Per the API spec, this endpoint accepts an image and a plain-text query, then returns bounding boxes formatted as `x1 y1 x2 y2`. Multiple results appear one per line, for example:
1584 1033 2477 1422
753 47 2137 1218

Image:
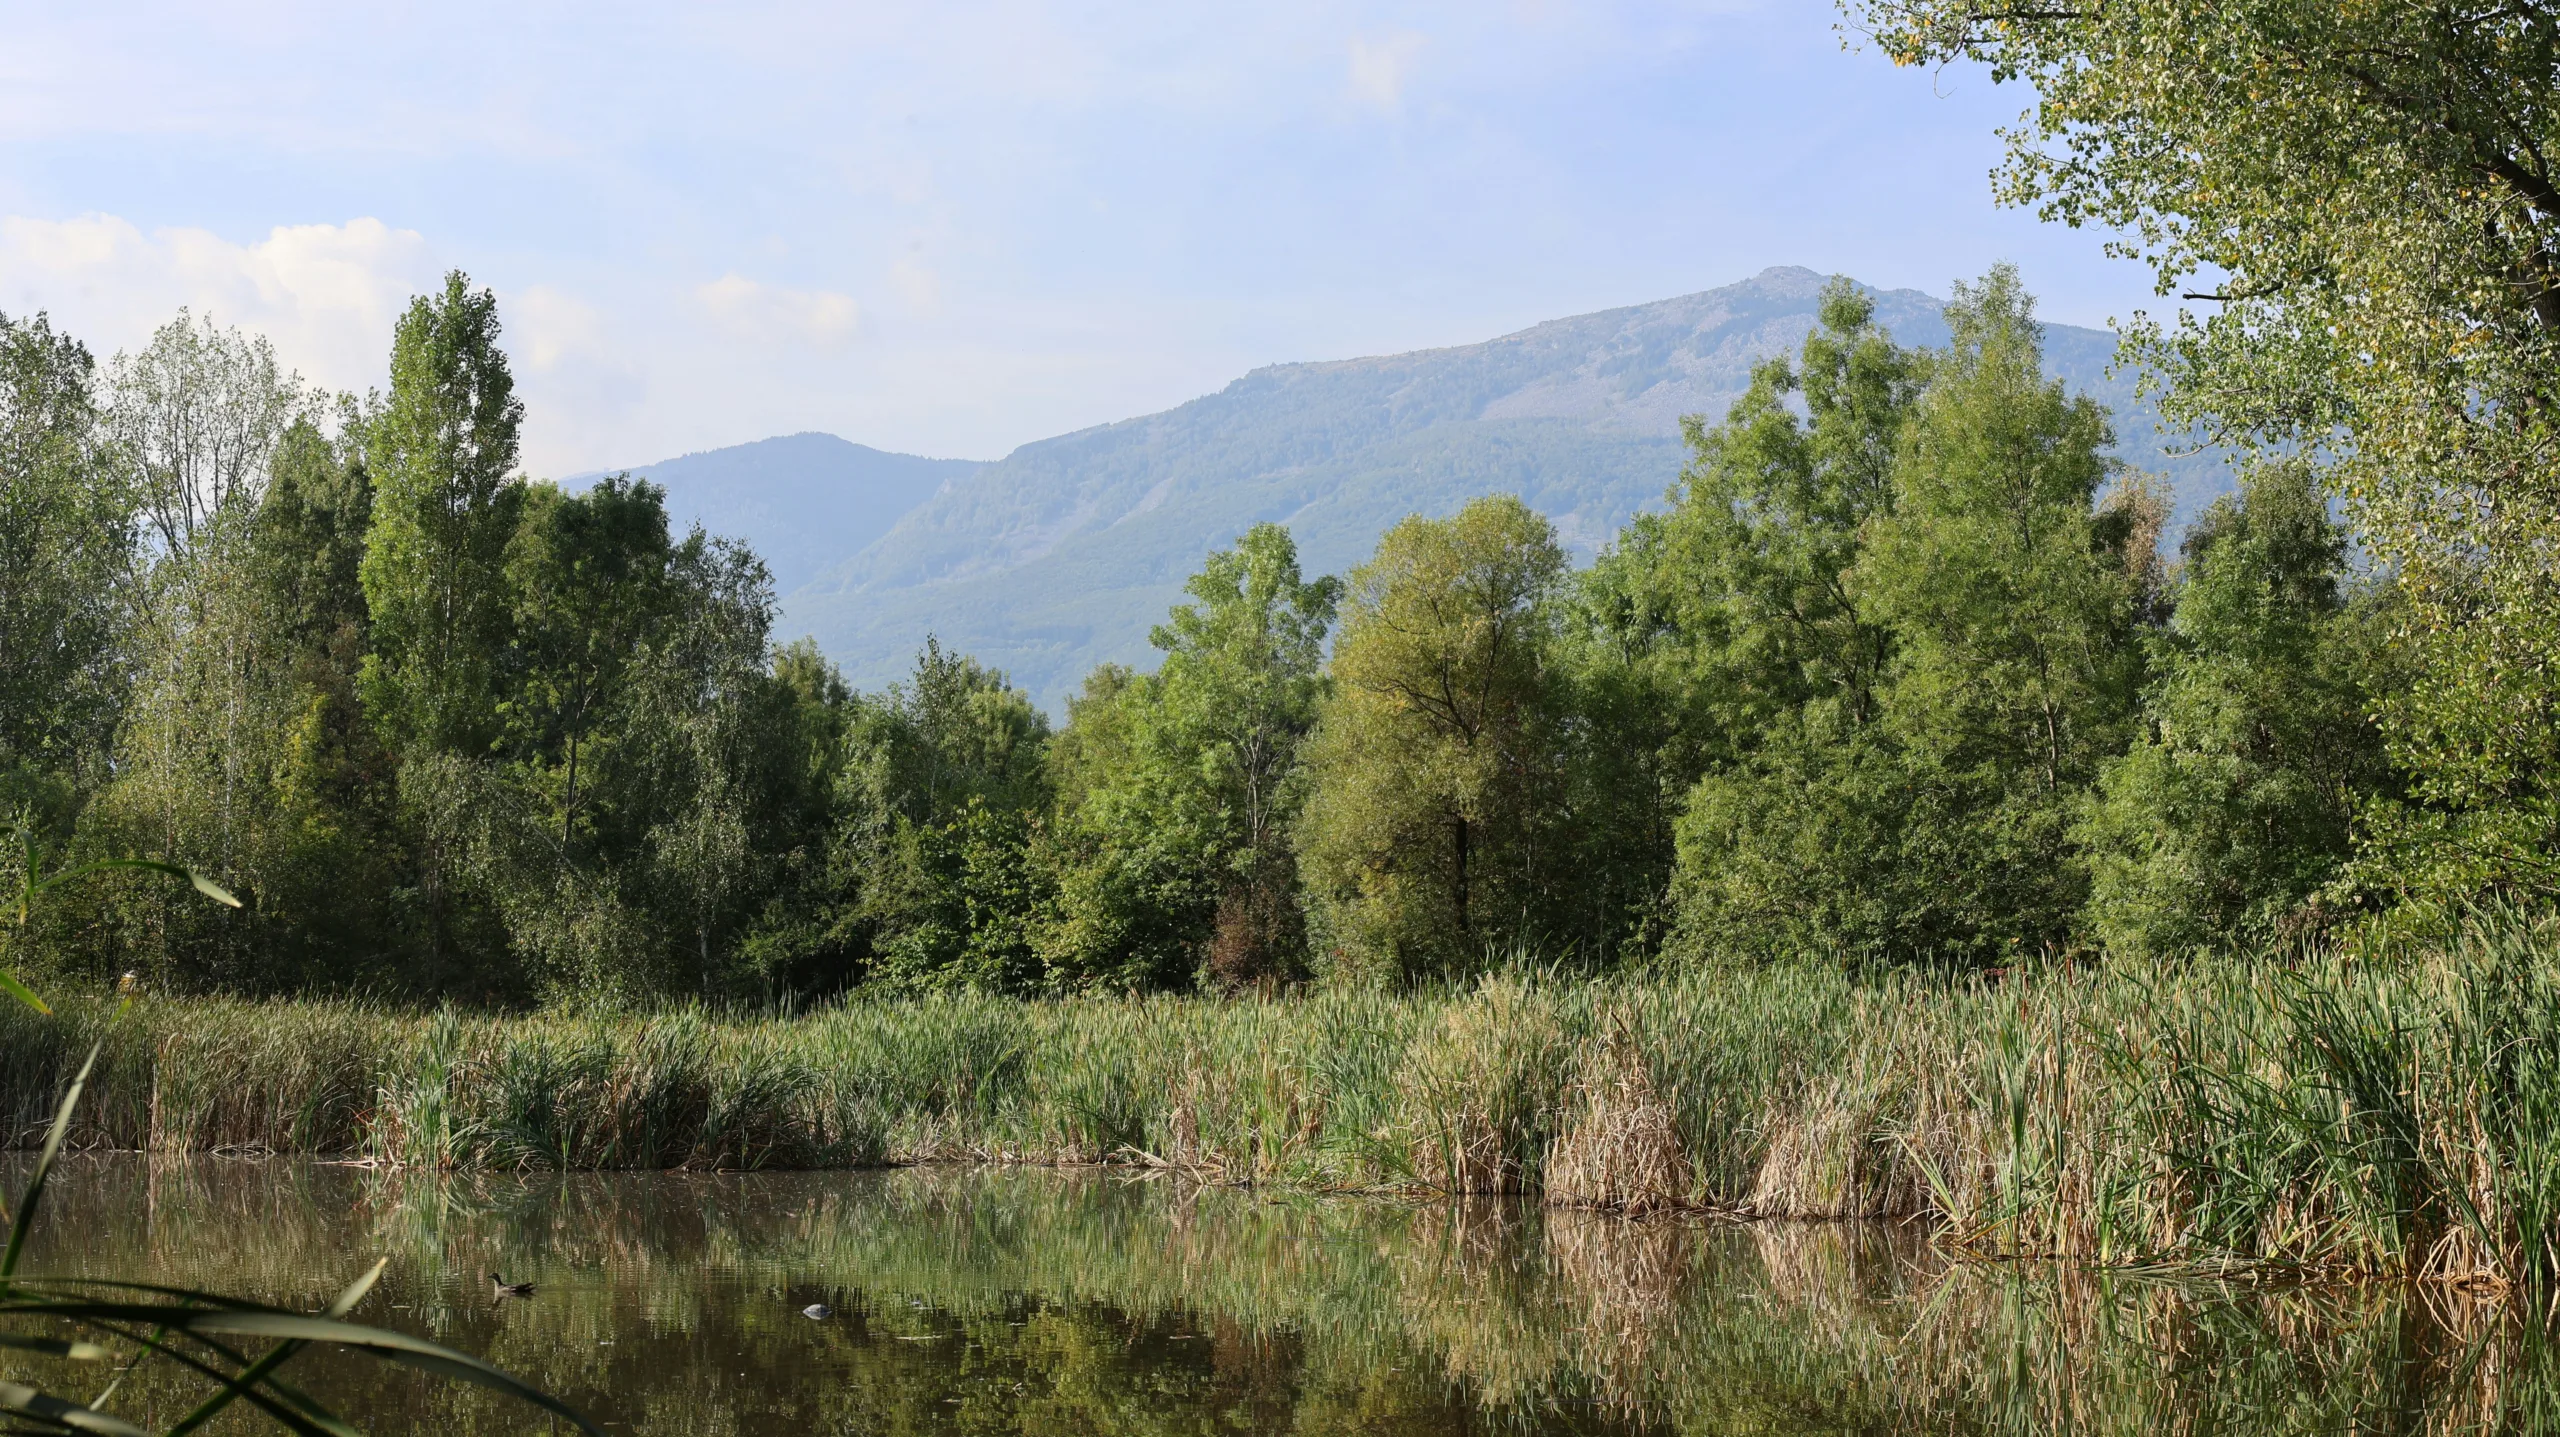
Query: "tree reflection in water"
4 1158 2551 1435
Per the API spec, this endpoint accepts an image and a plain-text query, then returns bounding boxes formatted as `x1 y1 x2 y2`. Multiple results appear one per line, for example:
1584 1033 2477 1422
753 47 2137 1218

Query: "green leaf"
0 966 49 1017
27 860 238 909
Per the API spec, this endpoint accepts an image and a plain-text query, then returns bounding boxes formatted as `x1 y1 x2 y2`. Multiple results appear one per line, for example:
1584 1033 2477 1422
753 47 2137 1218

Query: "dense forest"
5 256 2478 1006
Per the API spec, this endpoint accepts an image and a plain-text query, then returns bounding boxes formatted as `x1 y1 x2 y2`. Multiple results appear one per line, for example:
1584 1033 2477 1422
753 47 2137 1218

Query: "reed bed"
9 909 2560 1287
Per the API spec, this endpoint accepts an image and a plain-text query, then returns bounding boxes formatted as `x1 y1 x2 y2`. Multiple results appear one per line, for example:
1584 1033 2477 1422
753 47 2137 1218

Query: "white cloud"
694 273 860 349
0 214 435 393
512 284 606 373
1347 30 1427 112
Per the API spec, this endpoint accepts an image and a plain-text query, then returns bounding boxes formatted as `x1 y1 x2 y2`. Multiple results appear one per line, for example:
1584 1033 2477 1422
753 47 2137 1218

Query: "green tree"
1673 267 2146 966
733 638 870 995
241 413 405 986
1578 281 1927 956
72 346 405 996
2081 464 2398 957
1852 0 2560 899
359 271 525 758
836 641 1054 994
93 316 312 875
0 311 130 830
501 476 683 859
1860 267 2142 804
879 638 1051 827
356 272 527 986
104 310 306 575
1042 524 1339 990
456 484 798 1002
1297 495 1572 981
636 535 787 996
1585 279 1923 760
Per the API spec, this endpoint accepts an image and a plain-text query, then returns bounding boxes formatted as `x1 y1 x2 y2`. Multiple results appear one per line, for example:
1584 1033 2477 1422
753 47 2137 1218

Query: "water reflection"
4 1157 2552 1434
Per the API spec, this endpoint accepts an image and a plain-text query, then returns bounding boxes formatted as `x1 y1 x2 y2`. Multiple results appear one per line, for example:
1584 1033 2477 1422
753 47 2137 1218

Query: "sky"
0 1 2159 478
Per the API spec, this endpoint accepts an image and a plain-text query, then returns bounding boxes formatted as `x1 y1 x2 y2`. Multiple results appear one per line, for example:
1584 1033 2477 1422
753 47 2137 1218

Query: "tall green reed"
11 909 2560 1287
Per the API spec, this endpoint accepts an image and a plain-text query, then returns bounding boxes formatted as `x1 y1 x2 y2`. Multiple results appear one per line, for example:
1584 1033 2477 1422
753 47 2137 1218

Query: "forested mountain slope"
665 267 2222 703
576 433 979 596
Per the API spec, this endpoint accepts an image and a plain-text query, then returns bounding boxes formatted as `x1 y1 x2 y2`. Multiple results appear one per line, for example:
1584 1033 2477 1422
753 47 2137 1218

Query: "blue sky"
0 1 2156 477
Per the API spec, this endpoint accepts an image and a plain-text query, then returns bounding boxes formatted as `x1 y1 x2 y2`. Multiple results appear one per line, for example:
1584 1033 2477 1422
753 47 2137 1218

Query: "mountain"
769 266 2229 706
572 432 980 596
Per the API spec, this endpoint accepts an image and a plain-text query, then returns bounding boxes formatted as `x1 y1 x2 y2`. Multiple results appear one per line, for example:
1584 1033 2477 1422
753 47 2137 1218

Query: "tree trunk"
1452 814 1471 941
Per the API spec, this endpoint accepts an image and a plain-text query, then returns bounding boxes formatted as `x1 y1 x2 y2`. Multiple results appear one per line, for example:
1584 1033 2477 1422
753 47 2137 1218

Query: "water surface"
3 1158 2546 1434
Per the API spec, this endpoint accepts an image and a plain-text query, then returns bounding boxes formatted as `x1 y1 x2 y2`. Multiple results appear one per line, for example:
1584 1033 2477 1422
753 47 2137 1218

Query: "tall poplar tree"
360 272 525 758
1671 268 2146 967
358 272 526 984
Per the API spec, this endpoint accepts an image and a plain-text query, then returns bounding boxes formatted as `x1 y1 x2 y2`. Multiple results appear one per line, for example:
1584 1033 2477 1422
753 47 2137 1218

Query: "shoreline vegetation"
13 907 2560 1292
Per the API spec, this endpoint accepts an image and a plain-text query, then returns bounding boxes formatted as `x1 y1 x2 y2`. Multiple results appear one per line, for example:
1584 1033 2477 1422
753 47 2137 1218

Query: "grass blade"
0 1335 110 1361
160 1261 382 1437
3 1047 97 1282
171 1314 603 1435
0 1381 148 1437
0 965 49 1017
71 1320 349 1437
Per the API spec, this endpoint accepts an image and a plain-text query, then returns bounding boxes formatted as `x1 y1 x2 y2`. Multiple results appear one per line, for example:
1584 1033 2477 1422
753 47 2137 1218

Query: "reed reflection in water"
4 1157 2554 1435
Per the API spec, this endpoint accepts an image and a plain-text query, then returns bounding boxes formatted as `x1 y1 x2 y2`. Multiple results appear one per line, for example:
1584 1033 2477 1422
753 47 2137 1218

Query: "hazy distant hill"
770 266 2225 705
573 432 980 596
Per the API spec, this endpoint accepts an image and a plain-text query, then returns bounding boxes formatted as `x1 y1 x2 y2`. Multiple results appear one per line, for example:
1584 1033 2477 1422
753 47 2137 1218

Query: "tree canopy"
1853 0 2560 902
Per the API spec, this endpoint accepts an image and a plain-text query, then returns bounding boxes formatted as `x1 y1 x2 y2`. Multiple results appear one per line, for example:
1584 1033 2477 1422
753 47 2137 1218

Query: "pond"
4 1157 2549 1435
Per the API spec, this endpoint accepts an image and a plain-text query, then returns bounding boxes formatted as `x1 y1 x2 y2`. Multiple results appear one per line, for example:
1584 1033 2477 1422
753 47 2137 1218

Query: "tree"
1859 267 2142 805
1042 524 1339 990
2082 464 2398 957
459 484 798 1003
1578 281 1927 957
733 639 868 995
92 314 311 897
0 311 130 829
1150 524 1339 936
636 534 783 996
357 272 527 984
1297 496 1571 981
242 413 405 985
1851 0 2560 900
502 476 683 859
879 638 1050 828
1672 267 2146 966
360 271 526 758
1585 279 1923 760
832 641 1053 994
103 310 306 574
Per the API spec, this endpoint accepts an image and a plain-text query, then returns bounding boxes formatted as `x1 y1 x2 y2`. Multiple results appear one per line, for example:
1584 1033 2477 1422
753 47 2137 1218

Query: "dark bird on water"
489 1272 536 1299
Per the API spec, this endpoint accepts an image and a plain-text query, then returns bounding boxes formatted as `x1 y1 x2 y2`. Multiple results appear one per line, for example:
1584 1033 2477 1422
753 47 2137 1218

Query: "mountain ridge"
771 266 2224 703
591 267 2227 707
566 431 979 597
